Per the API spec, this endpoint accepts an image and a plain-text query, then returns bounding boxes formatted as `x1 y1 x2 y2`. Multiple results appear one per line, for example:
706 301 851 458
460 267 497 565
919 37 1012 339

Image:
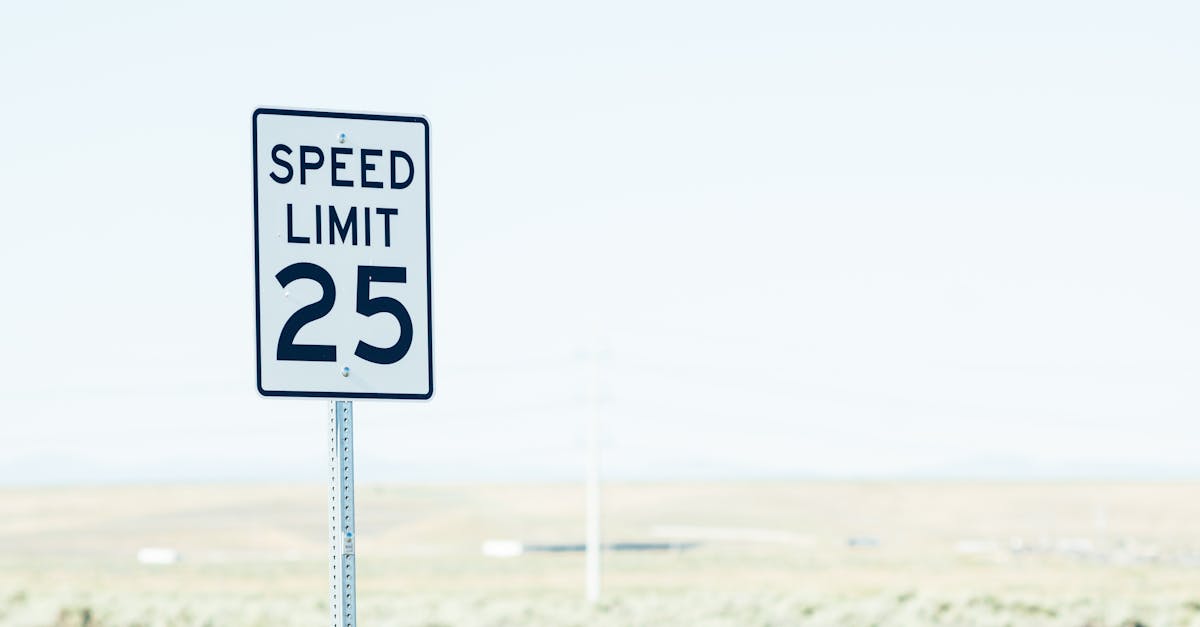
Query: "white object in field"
584 347 602 604
136 548 180 565
329 401 356 627
253 108 433 400
481 540 525 558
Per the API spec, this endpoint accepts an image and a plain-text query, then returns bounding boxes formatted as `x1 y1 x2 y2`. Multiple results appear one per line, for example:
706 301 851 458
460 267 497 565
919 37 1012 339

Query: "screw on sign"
253 108 433 627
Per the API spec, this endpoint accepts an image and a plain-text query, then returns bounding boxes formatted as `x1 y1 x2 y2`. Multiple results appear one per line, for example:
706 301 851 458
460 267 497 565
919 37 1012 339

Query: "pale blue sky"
1 0 1198 484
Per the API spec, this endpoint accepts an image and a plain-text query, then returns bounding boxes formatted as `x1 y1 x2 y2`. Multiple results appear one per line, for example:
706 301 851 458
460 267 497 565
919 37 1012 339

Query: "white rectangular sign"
253 108 432 399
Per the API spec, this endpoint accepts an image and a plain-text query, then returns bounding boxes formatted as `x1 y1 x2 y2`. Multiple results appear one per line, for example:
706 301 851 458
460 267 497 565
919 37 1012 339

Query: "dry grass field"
2 482 1200 626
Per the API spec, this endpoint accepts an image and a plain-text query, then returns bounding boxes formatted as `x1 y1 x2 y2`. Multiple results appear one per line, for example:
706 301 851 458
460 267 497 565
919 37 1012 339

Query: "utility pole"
584 345 603 604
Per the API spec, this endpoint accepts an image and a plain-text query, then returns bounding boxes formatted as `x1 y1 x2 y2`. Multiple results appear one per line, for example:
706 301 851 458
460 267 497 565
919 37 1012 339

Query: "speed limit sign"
252 108 432 399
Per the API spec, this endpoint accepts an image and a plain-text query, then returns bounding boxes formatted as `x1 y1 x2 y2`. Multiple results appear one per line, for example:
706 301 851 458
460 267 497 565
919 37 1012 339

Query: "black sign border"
253 108 434 400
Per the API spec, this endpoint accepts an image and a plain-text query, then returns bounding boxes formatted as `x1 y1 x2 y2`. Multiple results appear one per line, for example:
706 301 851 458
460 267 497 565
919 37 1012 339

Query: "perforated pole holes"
329 400 356 627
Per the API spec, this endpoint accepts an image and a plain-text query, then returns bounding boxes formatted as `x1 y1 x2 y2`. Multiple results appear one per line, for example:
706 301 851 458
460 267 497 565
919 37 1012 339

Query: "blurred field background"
3 482 1200 626
3 0 1199 625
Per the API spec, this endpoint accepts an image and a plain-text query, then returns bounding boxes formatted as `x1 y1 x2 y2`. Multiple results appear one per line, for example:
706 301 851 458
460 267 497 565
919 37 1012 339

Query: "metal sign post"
329 401 356 627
